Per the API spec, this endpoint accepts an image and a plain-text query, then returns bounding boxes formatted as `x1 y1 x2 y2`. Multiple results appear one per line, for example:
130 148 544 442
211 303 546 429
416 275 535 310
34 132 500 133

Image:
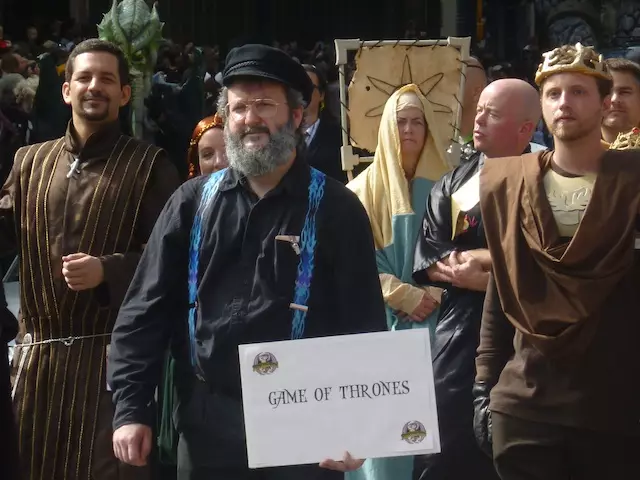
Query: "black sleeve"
412 172 456 287
327 189 387 334
475 272 515 385
107 181 194 430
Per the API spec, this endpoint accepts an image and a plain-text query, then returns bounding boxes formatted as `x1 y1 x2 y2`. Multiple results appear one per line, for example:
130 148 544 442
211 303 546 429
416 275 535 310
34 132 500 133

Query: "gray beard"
224 119 298 177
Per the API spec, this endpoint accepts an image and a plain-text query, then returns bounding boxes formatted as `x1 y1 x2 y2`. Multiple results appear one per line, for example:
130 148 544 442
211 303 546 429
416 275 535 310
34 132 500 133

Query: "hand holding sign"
320 451 365 472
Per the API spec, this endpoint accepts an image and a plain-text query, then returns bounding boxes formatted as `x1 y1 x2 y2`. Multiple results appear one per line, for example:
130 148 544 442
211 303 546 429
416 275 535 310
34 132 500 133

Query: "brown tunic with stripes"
0 121 179 480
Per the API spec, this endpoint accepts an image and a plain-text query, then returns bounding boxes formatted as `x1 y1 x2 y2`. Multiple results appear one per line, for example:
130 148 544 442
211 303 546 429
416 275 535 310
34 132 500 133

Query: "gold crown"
610 127 640 150
535 43 611 86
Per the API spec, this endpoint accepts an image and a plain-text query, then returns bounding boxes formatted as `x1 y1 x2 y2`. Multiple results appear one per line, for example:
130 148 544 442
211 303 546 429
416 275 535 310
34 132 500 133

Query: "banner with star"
337 38 470 163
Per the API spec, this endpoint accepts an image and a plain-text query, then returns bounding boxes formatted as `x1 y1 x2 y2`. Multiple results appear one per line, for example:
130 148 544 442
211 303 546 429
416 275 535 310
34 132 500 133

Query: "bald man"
413 79 541 480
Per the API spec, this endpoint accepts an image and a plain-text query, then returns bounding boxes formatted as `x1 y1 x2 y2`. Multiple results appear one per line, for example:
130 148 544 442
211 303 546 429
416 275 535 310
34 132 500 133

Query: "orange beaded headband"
187 113 225 179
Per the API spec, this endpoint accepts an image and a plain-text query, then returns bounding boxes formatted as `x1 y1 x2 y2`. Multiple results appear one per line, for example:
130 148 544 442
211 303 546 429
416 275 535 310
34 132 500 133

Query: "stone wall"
535 0 640 48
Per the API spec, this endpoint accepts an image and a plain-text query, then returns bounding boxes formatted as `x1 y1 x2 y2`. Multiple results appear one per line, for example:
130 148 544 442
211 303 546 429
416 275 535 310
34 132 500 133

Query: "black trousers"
413 427 499 480
175 382 343 480
492 412 640 480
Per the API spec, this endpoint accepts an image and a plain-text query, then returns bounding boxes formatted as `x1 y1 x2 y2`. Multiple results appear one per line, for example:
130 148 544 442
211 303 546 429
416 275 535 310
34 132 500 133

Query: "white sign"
239 329 440 469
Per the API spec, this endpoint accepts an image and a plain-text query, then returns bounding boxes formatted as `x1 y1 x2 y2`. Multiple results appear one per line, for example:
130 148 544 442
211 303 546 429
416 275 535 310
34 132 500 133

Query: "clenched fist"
112 423 152 467
62 253 104 291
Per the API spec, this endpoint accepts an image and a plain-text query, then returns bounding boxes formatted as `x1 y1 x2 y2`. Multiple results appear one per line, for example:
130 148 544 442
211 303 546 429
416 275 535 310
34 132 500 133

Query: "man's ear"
120 84 132 107
292 106 304 129
521 121 535 137
62 81 72 106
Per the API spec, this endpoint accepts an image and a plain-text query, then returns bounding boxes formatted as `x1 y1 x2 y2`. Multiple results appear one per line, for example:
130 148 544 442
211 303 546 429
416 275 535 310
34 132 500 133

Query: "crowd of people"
0 18 349 188
0 11 640 480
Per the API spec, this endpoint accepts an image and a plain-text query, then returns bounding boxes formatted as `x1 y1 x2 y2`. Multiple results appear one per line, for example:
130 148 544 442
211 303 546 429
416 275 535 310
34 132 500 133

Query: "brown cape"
480 149 640 357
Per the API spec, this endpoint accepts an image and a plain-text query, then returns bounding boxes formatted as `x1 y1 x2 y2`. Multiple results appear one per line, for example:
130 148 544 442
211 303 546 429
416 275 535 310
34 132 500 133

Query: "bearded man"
108 44 387 480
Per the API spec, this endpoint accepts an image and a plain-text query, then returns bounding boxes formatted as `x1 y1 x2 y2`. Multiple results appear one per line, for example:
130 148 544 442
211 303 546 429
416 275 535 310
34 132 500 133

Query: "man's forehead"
478 88 505 107
73 52 118 74
74 51 117 66
227 80 286 100
478 88 524 118
610 70 640 88
543 72 595 89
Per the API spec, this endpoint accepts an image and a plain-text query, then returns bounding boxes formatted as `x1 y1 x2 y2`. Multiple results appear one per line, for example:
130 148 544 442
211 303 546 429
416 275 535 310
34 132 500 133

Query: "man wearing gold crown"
472 42 640 479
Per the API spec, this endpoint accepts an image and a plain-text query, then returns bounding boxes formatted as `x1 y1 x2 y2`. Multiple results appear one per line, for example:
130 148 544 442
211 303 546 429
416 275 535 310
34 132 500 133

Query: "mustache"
554 115 575 122
82 93 108 101
241 126 270 137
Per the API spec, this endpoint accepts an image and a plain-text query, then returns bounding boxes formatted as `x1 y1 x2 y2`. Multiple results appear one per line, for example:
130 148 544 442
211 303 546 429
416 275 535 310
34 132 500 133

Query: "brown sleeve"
475 271 515 384
97 151 180 309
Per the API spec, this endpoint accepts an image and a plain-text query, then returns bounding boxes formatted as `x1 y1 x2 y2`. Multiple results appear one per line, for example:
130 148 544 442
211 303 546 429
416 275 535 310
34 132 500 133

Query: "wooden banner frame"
334 38 471 180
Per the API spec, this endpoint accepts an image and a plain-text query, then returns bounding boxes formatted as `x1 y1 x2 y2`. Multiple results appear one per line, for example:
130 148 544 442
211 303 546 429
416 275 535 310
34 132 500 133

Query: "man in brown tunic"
474 42 640 479
0 39 179 480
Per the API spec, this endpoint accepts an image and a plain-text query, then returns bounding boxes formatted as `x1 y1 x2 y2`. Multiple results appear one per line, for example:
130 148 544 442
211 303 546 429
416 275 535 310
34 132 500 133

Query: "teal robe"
347 176 439 480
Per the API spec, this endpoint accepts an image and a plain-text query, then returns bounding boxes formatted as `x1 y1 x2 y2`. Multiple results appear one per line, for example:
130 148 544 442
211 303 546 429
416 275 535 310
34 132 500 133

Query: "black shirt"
108 156 387 429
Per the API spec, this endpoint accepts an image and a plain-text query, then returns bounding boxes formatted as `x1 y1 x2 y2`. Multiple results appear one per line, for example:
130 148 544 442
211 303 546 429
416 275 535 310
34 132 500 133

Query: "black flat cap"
221 44 314 106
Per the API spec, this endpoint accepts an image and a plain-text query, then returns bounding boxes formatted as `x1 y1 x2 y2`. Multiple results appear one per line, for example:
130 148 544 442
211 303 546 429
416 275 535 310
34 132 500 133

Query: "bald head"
487 78 541 122
473 78 542 158
460 57 488 138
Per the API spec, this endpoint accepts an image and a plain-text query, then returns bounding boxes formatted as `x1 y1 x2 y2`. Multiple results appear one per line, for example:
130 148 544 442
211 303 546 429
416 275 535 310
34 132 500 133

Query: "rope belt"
13 332 112 348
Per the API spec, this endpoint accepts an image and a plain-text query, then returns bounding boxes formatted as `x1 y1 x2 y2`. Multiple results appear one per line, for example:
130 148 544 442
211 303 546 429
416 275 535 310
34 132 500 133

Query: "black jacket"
413 153 487 447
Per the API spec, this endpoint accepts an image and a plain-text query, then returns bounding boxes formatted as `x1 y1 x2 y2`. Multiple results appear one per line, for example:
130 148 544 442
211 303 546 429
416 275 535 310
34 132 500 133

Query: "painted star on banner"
364 54 454 118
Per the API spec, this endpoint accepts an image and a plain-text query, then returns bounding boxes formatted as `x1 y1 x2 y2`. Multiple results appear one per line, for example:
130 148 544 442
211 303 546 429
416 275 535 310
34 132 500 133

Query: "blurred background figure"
187 113 228 178
302 64 346 183
602 58 640 144
0 282 19 480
